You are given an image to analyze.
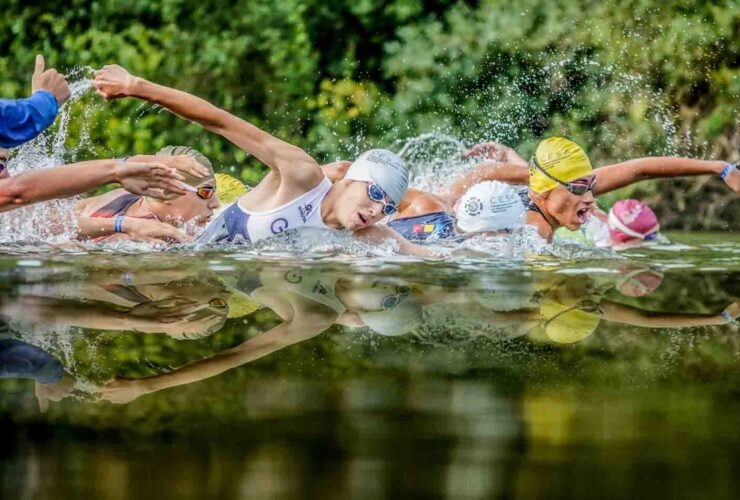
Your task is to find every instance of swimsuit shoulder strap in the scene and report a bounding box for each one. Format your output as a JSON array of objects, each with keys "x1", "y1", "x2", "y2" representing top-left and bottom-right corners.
[
  {"x1": 518, "y1": 188, "x2": 545, "y2": 217},
  {"x1": 90, "y1": 193, "x2": 141, "y2": 218}
]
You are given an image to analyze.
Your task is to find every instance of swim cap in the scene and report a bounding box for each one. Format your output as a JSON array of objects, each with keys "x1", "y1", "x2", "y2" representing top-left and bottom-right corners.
[
  {"x1": 529, "y1": 137, "x2": 593, "y2": 193},
  {"x1": 615, "y1": 266, "x2": 663, "y2": 297},
  {"x1": 157, "y1": 145, "x2": 216, "y2": 186},
  {"x1": 608, "y1": 199, "x2": 660, "y2": 243},
  {"x1": 455, "y1": 181, "x2": 525, "y2": 233},
  {"x1": 540, "y1": 300, "x2": 600, "y2": 344},
  {"x1": 214, "y1": 173, "x2": 248, "y2": 205},
  {"x1": 359, "y1": 298, "x2": 422, "y2": 336},
  {"x1": 345, "y1": 149, "x2": 409, "y2": 204}
]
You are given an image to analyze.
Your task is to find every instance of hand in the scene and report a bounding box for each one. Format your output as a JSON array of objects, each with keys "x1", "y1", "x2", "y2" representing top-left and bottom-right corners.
[
  {"x1": 94, "y1": 64, "x2": 138, "y2": 100},
  {"x1": 122, "y1": 218, "x2": 189, "y2": 243},
  {"x1": 723, "y1": 300, "x2": 740, "y2": 321},
  {"x1": 98, "y1": 377, "x2": 147, "y2": 405},
  {"x1": 127, "y1": 297, "x2": 202, "y2": 320},
  {"x1": 116, "y1": 160, "x2": 187, "y2": 199},
  {"x1": 129, "y1": 154, "x2": 210, "y2": 180},
  {"x1": 722, "y1": 164, "x2": 740, "y2": 194},
  {"x1": 31, "y1": 55, "x2": 71, "y2": 106},
  {"x1": 464, "y1": 142, "x2": 527, "y2": 166},
  {"x1": 35, "y1": 372, "x2": 75, "y2": 413}
]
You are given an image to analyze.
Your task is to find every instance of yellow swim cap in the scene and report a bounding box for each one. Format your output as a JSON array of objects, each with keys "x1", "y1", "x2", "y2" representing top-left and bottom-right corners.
[
  {"x1": 214, "y1": 173, "x2": 248, "y2": 205},
  {"x1": 225, "y1": 287, "x2": 262, "y2": 318},
  {"x1": 529, "y1": 137, "x2": 593, "y2": 193},
  {"x1": 540, "y1": 299, "x2": 600, "y2": 344}
]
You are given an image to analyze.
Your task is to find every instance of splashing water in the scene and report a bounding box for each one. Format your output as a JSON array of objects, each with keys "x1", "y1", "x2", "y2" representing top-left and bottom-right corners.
[{"x1": 0, "y1": 69, "x2": 96, "y2": 246}]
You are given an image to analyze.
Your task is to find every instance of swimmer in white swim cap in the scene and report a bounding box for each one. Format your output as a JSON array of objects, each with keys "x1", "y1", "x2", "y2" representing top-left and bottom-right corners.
[{"x1": 93, "y1": 64, "x2": 436, "y2": 257}]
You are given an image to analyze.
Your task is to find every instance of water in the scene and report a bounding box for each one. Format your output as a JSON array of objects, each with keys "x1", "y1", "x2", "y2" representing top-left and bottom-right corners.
[{"x1": 1, "y1": 233, "x2": 738, "y2": 499}]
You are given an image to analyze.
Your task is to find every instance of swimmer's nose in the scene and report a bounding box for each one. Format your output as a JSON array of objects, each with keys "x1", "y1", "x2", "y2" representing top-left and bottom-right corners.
[{"x1": 207, "y1": 197, "x2": 219, "y2": 210}]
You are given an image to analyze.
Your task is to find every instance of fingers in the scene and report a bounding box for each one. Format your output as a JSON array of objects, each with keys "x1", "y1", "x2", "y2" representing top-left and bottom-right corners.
[
  {"x1": 34, "y1": 54, "x2": 45, "y2": 76},
  {"x1": 171, "y1": 156, "x2": 209, "y2": 178}
]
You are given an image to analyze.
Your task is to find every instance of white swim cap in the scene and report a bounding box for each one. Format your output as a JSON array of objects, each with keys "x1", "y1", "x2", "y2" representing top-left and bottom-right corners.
[
  {"x1": 455, "y1": 181, "x2": 525, "y2": 234},
  {"x1": 345, "y1": 149, "x2": 409, "y2": 204},
  {"x1": 359, "y1": 298, "x2": 422, "y2": 336}
]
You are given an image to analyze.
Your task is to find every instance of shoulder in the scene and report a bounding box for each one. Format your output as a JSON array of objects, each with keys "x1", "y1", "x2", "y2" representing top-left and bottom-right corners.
[{"x1": 78, "y1": 188, "x2": 127, "y2": 215}]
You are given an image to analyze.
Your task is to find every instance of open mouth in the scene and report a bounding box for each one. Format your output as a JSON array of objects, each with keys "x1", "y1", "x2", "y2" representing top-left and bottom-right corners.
[
  {"x1": 576, "y1": 207, "x2": 590, "y2": 224},
  {"x1": 358, "y1": 212, "x2": 368, "y2": 225}
]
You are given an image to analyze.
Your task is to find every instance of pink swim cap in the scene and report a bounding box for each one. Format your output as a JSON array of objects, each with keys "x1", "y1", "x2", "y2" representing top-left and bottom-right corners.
[{"x1": 608, "y1": 199, "x2": 660, "y2": 243}]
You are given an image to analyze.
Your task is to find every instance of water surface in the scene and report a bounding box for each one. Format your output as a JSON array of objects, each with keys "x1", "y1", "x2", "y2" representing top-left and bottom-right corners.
[{"x1": 1, "y1": 233, "x2": 739, "y2": 499}]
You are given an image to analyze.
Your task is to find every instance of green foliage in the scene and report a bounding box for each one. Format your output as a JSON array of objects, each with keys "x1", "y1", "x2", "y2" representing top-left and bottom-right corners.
[{"x1": 0, "y1": 0, "x2": 736, "y2": 226}]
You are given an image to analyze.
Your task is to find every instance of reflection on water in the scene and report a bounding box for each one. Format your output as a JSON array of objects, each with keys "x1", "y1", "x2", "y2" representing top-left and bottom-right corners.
[{"x1": 1, "y1": 241, "x2": 739, "y2": 499}]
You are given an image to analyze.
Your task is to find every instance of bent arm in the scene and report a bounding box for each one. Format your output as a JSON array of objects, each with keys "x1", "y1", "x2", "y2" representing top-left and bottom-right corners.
[
  {"x1": 0, "y1": 91, "x2": 59, "y2": 148},
  {"x1": 354, "y1": 225, "x2": 441, "y2": 258},
  {"x1": 127, "y1": 77, "x2": 320, "y2": 178},
  {"x1": 0, "y1": 160, "x2": 120, "y2": 211},
  {"x1": 443, "y1": 162, "x2": 528, "y2": 201},
  {"x1": 594, "y1": 157, "x2": 727, "y2": 195}
]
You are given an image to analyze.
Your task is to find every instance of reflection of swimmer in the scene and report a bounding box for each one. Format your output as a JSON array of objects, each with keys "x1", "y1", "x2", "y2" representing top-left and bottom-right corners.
[
  {"x1": 0, "y1": 269, "x2": 233, "y2": 339},
  {"x1": 97, "y1": 271, "x2": 423, "y2": 404},
  {"x1": 536, "y1": 275, "x2": 737, "y2": 345}
]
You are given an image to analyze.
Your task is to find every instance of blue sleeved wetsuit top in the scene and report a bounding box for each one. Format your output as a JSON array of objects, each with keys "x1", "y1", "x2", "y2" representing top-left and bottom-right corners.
[{"x1": 0, "y1": 90, "x2": 59, "y2": 148}]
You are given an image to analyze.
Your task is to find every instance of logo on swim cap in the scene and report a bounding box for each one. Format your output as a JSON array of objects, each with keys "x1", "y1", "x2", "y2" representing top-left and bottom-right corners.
[
  {"x1": 465, "y1": 197, "x2": 483, "y2": 216},
  {"x1": 345, "y1": 149, "x2": 409, "y2": 205},
  {"x1": 270, "y1": 218, "x2": 289, "y2": 234}
]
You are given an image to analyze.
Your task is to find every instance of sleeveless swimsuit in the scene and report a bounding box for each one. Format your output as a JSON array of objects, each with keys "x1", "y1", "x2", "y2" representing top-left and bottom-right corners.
[
  {"x1": 387, "y1": 211, "x2": 460, "y2": 242},
  {"x1": 196, "y1": 178, "x2": 333, "y2": 245},
  {"x1": 518, "y1": 187, "x2": 546, "y2": 217},
  {"x1": 88, "y1": 193, "x2": 157, "y2": 243},
  {"x1": 254, "y1": 268, "x2": 347, "y2": 315}
]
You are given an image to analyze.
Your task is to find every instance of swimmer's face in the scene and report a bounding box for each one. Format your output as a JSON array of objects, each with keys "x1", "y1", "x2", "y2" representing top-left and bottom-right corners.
[
  {"x1": 544, "y1": 184, "x2": 595, "y2": 230},
  {"x1": 161, "y1": 181, "x2": 219, "y2": 226},
  {"x1": 335, "y1": 180, "x2": 388, "y2": 231}
]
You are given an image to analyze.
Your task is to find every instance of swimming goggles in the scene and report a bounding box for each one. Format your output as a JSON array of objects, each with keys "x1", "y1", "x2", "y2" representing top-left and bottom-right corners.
[
  {"x1": 381, "y1": 285, "x2": 410, "y2": 310},
  {"x1": 530, "y1": 156, "x2": 597, "y2": 195},
  {"x1": 0, "y1": 158, "x2": 7, "y2": 174},
  {"x1": 368, "y1": 183, "x2": 397, "y2": 216},
  {"x1": 544, "y1": 300, "x2": 602, "y2": 327},
  {"x1": 180, "y1": 182, "x2": 216, "y2": 200}
]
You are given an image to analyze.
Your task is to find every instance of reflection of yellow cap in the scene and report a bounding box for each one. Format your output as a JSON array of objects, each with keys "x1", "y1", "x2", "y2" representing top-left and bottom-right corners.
[
  {"x1": 529, "y1": 137, "x2": 593, "y2": 193},
  {"x1": 541, "y1": 299, "x2": 600, "y2": 344},
  {"x1": 225, "y1": 288, "x2": 262, "y2": 318},
  {"x1": 215, "y1": 173, "x2": 248, "y2": 205}
]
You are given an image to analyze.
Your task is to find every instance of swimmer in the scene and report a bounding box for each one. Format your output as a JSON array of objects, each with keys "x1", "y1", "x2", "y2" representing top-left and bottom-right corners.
[
  {"x1": 571, "y1": 199, "x2": 663, "y2": 250},
  {"x1": 76, "y1": 146, "x2": 219, "y2": 243},
  {"x1": 339, "y1": 138, "x2": 738, "y2": 243},
  {"x1": 522, "y1": 137, "x2": 739, "y2": 241},
  {"x1": 93, "y1": 65, "x2": 435, "y2": 257},
  {"x1": 0, "y1": 148, "x2": 206, "y2": 214}
]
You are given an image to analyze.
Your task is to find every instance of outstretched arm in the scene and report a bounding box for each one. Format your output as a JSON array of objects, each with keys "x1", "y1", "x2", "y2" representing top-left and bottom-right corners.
[
  {"x1": 0, "y1": 159, "x2": 184, "y2": 212},
  {"x1": 594, "y1": 157, "x2": 739, "y2": 195},
  {"x1": 599, "y1": 300, "x2": 737, "y2": 328},
  {"x1": 94, "y1": 65, "x2": 320, "y2": 183}
]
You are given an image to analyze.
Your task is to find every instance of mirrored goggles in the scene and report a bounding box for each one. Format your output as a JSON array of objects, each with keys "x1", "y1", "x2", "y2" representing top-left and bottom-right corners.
[
  {"x1": 181, "y1": 182, "x2": 216, "y2": 200},
  {"x1": 368, "y1": 183, "x2": 397, "y2": 216},
  {"x1": 531, "y1": 156, "x2": 597, "y2": 195}
]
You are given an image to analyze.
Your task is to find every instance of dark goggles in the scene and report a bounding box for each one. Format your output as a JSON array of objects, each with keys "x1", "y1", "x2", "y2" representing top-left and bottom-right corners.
[
  {"x1": 0, "y1": 158, "x2": 7, "y2": 173},
  {"x1": 368, "y1": 183, "x2": 397, "y2": 216},
  {"x1": 381, "y1": 285, "x2": 410, "y2": 310},
  {"x1": 531, "y1": 156, "x2": 596, "y2": 195}
]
